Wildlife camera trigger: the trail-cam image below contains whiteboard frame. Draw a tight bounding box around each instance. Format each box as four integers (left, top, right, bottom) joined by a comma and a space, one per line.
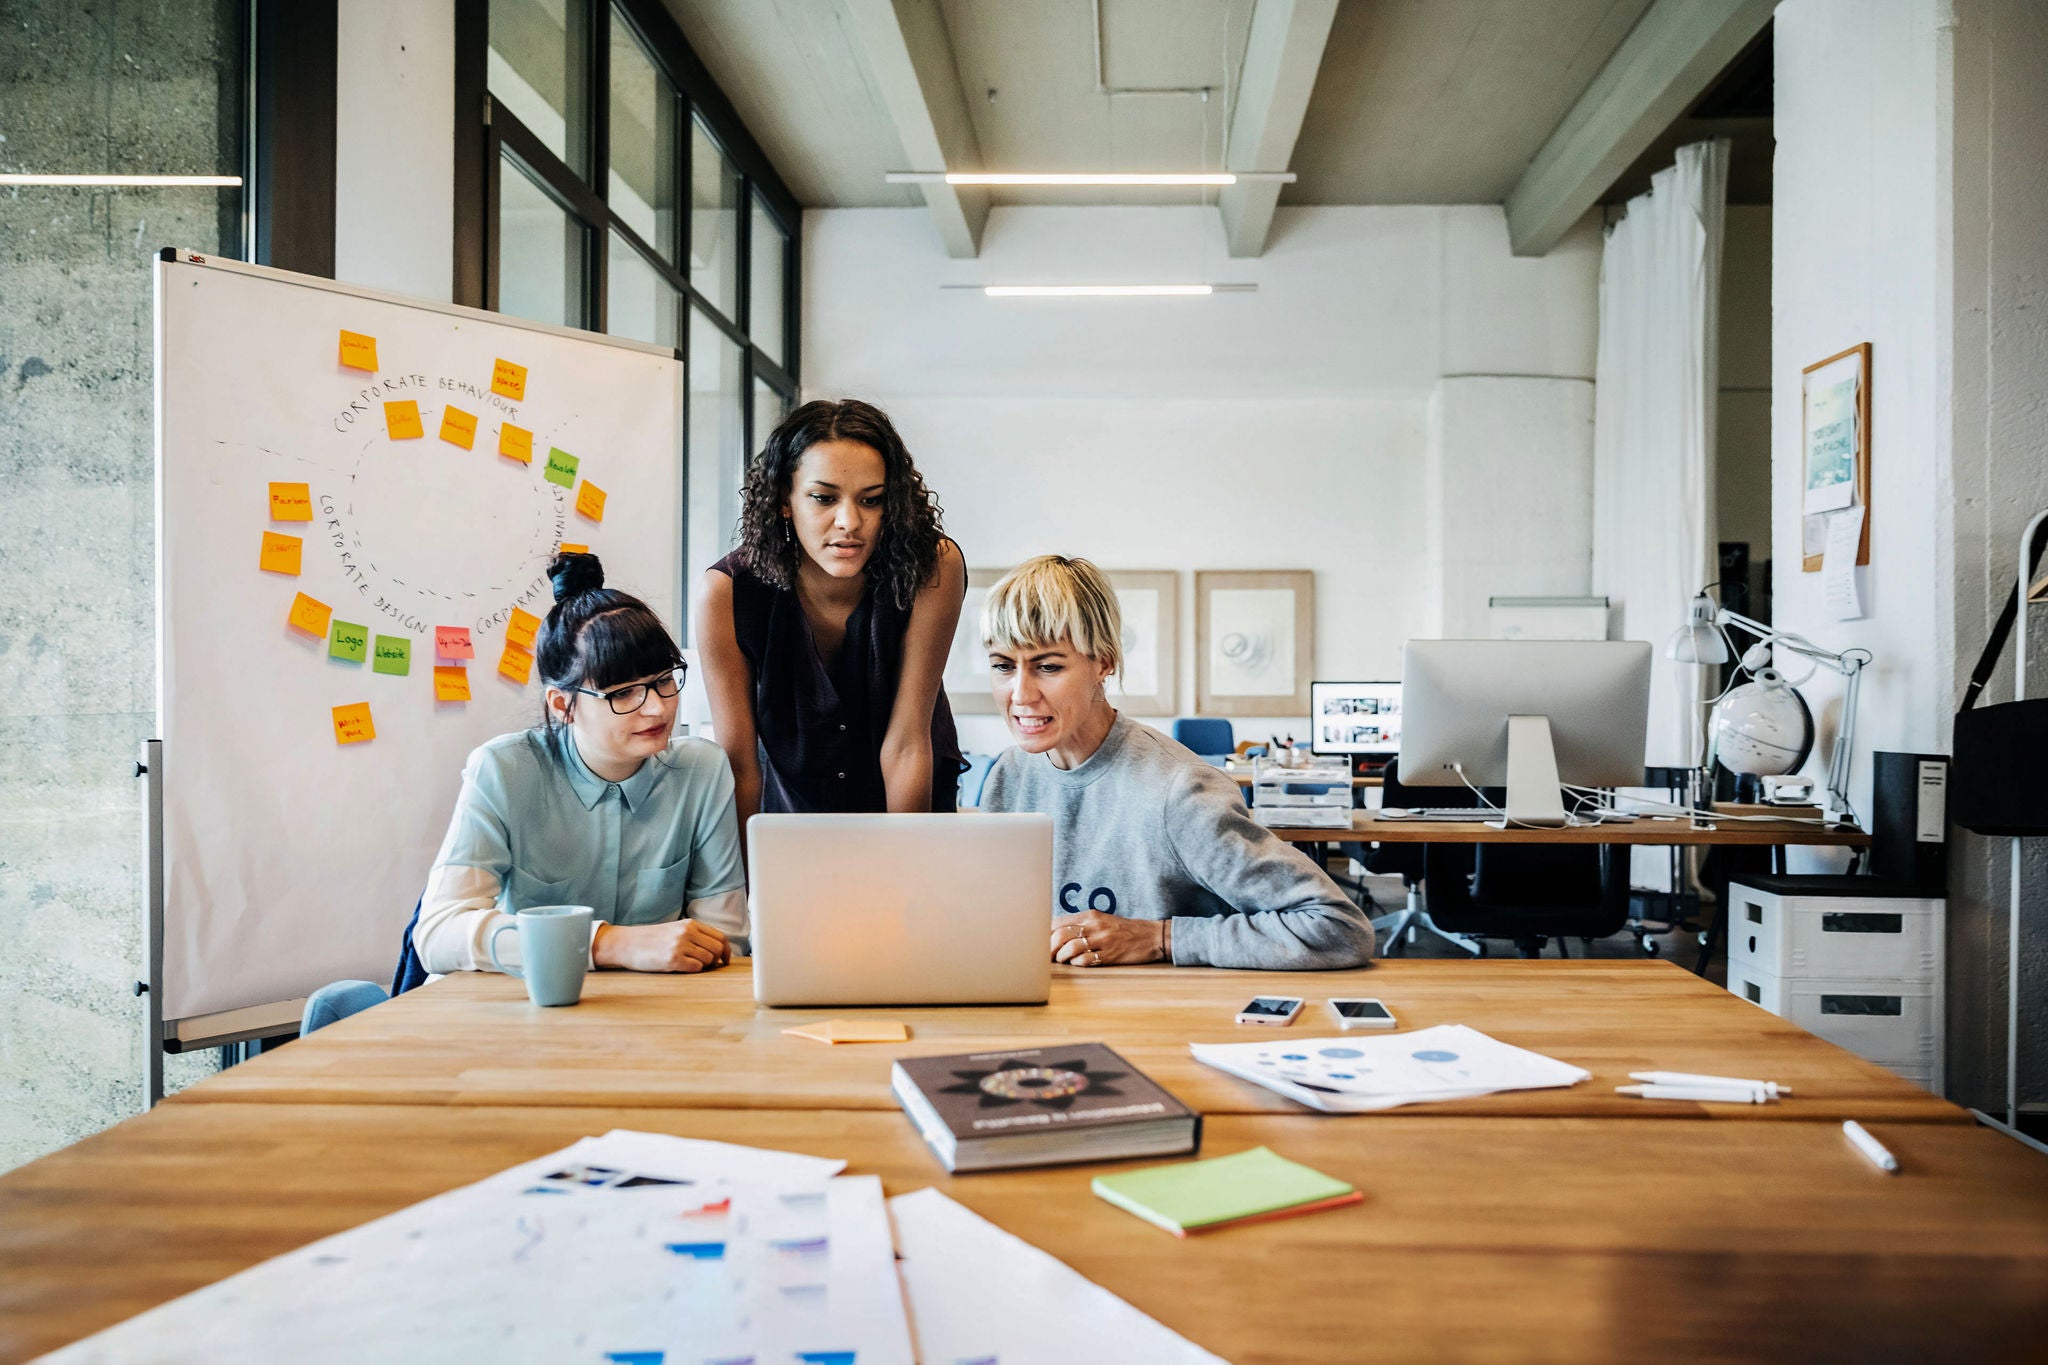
146, 250, 688, 1100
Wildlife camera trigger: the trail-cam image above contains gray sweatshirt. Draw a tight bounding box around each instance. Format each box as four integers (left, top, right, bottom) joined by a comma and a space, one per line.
980, 714, 1375, 969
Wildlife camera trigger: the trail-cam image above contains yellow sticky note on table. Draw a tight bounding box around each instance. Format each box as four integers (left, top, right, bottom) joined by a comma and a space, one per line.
269, 482, 313, 521
287, 591, 332, 637
331, 702, 375, 745
434, 665, 471, 702
439, 405, 477, 449
259, 531, 302, 575
505, 606, 540, 650
498, 642, 534, 685
385, 400, 424, 439
575, 481, 606, 522
558, 542, 588, 555
491, 358, 528, 401
338, 330, 378, 372
498, 422, 533, 464
782, 1020, 912, 1045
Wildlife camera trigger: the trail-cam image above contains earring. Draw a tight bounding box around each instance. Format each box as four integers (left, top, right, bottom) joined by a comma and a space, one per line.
782, 517, 795, 545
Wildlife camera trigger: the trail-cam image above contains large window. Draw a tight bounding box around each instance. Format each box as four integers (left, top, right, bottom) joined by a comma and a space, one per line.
461, 0, 799, 608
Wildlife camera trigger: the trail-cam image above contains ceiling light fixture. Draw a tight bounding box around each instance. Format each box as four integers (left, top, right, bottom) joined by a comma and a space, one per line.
0, 174, 244, 187
886, 172, 1293, 187
943, 283, 1257, 298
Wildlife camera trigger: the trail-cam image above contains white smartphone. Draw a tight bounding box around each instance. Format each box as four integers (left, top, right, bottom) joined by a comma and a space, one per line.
1329, 997, 1398, 1029
1236, 996, 1305, 1026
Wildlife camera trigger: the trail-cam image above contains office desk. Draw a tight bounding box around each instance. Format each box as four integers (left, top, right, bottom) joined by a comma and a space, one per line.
171, 960, 1960, 1124
1270, 812, 1872, 847
5, 1102, 2045, 1364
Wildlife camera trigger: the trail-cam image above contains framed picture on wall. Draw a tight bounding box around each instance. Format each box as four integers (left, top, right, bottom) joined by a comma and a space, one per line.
1800, 342, 1872, 572
943, 568, 1008, 714
1195, 570, 1314, 716
1103, 570, 1177, 715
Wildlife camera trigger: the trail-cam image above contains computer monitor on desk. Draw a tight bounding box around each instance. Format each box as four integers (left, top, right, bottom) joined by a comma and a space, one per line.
1310, 680, 1401, 771
1400, 640, 1652, 826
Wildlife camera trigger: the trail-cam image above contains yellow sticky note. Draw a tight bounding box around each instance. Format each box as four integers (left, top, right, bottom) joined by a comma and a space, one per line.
287, 591, 332, 638
498, 422, 533, 464
505, 606, 540, 650
385, 400, 424, 439
434, 664, 471, 702
575, 481, 606, 522
558, 542, 588, 554
269, 482, 313, 521
338, 330, 378, 372
259, 531, 303, 575
498, 642, 533, 685
491, 358, 528, 401
782, 1020, 912, 1045
332, 702, 375, 745
439, 405, 477, 450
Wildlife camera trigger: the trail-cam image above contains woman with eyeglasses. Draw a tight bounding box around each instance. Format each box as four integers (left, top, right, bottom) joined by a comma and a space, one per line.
413, 552, 745, 976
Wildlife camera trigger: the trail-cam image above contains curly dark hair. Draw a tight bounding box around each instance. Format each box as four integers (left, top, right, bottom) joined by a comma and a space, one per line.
735, 398, 946, 610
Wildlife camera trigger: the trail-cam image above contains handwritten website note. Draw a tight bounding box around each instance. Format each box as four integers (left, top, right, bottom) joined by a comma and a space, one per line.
259, 531, 303, 575
329, 619, 370, 663
385, 400, 424, 440
544, 447, 579, 489
439, 405, 478, 450
436, 625, 474, 659
491, 358, 528, 401
332, 702, 376, 745
372, 635, 412, 676
575, 481, 606, 522
287, 592, 332, 637
338, 330, 379, 372
270, 482, 313, 521
499, 422, 533, 463
499, 643, 534, 685
506, 606, 540, 650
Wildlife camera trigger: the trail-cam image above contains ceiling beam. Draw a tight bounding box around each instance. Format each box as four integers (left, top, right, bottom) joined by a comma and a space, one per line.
1218, 0, 1338, 258
842, 0, 987, 258
1505, 0, 1775, 256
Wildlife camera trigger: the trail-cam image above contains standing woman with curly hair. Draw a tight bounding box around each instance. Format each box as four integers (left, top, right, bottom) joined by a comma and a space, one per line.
695, 399, 967, 824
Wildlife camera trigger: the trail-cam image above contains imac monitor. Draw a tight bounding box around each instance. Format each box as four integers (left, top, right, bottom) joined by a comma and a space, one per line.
1399, 640, 1652, 826
1310, 681, 1402, 758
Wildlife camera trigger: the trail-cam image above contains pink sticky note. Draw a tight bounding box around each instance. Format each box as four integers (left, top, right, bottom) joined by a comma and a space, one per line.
436, 625, 474, 660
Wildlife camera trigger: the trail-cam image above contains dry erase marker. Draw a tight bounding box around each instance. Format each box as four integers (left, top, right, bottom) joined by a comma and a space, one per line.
1843, 1120, 1898, 1173
1630, 1071, 1793, 1097
1615, 1084, 1772, 1103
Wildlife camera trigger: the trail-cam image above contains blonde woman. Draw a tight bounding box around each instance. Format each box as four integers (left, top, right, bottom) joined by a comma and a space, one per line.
979, 555, 1373, 970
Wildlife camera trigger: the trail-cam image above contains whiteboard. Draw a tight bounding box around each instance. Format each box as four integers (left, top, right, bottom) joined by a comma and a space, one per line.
154, 253, 683, 1020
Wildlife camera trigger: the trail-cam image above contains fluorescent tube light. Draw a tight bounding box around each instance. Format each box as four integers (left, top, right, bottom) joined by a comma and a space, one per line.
956, 283, 1257, 298
886, 172, 1294, 187
0, 174, 244, 187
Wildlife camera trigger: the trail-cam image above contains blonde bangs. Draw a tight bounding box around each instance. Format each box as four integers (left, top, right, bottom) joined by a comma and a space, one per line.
981, 555, 1123, 675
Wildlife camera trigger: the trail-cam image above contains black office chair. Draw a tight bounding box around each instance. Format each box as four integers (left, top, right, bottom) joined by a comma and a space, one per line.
1422, 835, 1632, 958
1350, 760, 1482, 957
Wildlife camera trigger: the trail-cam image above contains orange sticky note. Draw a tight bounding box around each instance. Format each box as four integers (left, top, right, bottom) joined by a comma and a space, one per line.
332, 702, 375, 745
505, 606, 540, 650
435, 625, 473, 659
269, 482, 313, 521
434, 665, 471, 702
385, 400, 423, 439
439, 405, 477, 449
498, 422, 533, 463
491, 358, 528, 401
782, 1020, 912, 1045
558, 542, 588, 554
259, 531, 303, 575
575, 481, 606, 522
287, 591, 332, 637
498, 642, 533, 685
338, 330, 378, 372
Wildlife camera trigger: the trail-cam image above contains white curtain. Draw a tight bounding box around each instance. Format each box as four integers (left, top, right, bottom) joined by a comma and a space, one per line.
1592, 138, 1730, 768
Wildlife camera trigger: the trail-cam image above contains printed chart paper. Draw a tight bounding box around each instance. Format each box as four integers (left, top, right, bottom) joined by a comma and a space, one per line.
1192, 1025, 1590, 1113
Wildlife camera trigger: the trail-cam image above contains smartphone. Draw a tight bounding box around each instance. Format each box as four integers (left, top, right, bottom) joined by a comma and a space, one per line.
1236, 996, 1305, 1026
1329, 998, 1397, 1029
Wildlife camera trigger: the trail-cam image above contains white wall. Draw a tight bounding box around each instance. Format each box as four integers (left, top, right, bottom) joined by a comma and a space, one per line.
335, 0, 455, 301
802, 204, 1602, 752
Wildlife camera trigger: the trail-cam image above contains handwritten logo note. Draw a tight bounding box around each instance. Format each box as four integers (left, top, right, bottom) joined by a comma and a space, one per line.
372, 634, 412, 676
435, 625, 474, 660
505, 606, 540, 650
498, 642, 534, 686
439, 405, 478, 450
498, 422, 533, 464
338, 330, 379, 372
558, 542, 588, 554
575, 481, 606, 522
434, 665, 472, 702
332, 702, 376, 745
329, 619, 370, 663
543, 447, 580, 489
385, 400, 424, 440
259, 531, 303, 575
491, 358, 528, 401
287, 592, 332, 637
269, 482, 313, 521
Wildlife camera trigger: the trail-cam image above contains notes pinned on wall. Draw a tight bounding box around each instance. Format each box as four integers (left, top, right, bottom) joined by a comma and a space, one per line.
372, 635, 412, 676
329, 619, 370, 663
338, 330, 379, 372
439, 405, 478, 450
287, 592, 332, 637
498, 643, 534, 685
270, 482, 314, 521
259, 531, 303, 575
506, 606, 540, 650
435, 625, 474, 660
544, 447, 580, 489
434, 665, 471, 702
491, 358, 528, 401
575, 481, 606, 522
498, 422, 533, 464
384, 400, 424, 440
332, 702, 376, 745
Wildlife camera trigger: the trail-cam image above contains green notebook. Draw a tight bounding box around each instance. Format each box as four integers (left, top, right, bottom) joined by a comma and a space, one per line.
1092, 1146, 1359, 1237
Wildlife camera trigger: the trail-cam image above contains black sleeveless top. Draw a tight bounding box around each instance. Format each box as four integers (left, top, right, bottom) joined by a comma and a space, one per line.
711, 548, 966, 813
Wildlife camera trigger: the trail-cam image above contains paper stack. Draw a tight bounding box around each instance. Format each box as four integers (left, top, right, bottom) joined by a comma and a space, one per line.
1191, 1023, 1590, 1113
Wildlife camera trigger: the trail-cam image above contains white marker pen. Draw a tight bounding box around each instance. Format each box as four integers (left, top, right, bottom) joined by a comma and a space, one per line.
1629, 1071, 1793, 1097
1843, 1120, 1899, 1173
1615, 1084, 1771, 1103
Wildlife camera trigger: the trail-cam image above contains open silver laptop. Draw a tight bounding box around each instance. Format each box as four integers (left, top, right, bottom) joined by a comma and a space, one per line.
748, 813, 1054, 1007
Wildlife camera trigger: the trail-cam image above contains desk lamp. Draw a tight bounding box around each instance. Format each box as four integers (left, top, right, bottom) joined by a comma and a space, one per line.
1667, 590, 1873, 827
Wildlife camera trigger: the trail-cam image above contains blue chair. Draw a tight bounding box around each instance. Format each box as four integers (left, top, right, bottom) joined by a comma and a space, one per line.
1172, 717, 1235, 759
958, 752, 998, 807
298, 897, 429, 1037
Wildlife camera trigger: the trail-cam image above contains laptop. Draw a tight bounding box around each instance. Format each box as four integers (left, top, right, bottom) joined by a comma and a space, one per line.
748, 813, 1054, 1007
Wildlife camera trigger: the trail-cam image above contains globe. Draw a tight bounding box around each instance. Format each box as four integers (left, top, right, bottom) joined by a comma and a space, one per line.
1709, 673, 1815, 776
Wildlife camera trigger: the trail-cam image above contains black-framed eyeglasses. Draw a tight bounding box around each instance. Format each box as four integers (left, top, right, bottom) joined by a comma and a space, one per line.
570, 665, 687, 714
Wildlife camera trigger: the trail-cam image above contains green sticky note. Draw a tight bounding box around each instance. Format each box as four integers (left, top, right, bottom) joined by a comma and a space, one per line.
1091, 1147, 1355, 1235
372, 634, 411, 676
543, 447, 579, 488
328, 619, 369, 663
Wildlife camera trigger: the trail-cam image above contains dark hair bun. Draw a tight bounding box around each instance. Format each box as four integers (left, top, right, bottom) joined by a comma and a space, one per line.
547, 551, 604, 602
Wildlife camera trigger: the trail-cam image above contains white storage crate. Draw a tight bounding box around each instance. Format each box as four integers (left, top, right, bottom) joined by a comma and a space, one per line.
1725, 881, 1943, 981
1726, 961, 1943, 1092
1249, 765, 1354, 830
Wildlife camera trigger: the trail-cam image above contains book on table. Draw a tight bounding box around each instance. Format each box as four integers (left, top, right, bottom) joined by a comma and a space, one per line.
1092, 1146, 1362, 1237
891, 1043, 1201, 1173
